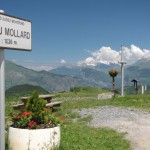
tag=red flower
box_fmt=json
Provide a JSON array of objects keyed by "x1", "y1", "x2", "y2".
[
  {"x1": 58, "y1": 116, "x2": 62, "y2": 120},
  {"x1": 28, "y1": 120, "x2": 37, "y2": 129},
  {"x1": 57, "y1": 116, "x2": 65, "y2": 123},
  {"x1": 61, "y1": 119, "x2": 65, "y2": 123},
  {"x1": 16, "y1": 115, "x2": 21, "y2": 119},
  {"x1": 53, "y1": 114, "x2": 57, "y2": 117},
  {"x1": 21, "y1": 112, "x2": 31, "y2": 118},
  {"x1": 22, "y1": 111, "x2": 31, "y2": 116}
]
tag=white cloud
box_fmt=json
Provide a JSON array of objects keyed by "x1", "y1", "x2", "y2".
[
  {"x1": 11, "y1": 59, "x2": 16, "y2": 63},
  {"x1": 9, "y1": 44, "x2": 150, "y2": 70},
  {"x1": 60, "y1": 59, "x2": 66, "y2": 64},
  {"x1": 9, "y1": 59, "x2": 69, "y2": 71},
  {"x1": 78, "y1": 44, "x2": 150, "y2": 66},
  {"x1": 27, "y1": 65, "x2": 53, "y2": 71},
  {"x1": 82, "y1": 57, "x2": 96, "y2": 66},
  {"x1": 12, "y1": 61, "x2": 54, "y2": 71},
  {"x1": 122, "y1": 45, "x2": 150, "y2": 64}
]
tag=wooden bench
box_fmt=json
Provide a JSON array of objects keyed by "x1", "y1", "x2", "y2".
[
  {"x1": 46, "y1": 101, "x2": 62, "y2": 111},
  {"x1": 12, "y1": 103, "x2": 25, "y2": 111},
  {"x1": 46, "y1": 101, "x2": 62, "y2": 107},
  {"x1": 12, "y1": 94, "x2": 62, "y2": 112}
]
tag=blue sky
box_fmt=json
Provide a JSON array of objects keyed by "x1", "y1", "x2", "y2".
[{"x1": 1, "y1": 0, "x2": 150, "y2": 70}]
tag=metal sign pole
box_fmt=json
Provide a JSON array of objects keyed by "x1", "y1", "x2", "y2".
[
  {"x1": 121, "y1": 63, "x2": 124, "y2": 96},
  {"x1": 119, "y1": 45, "x2": 126, "y2": 97},
  {"x1": 0, "y1": 49, "x2": 5, "y2": 150},
  {"x1": 0, "y1": 9, "x2": 5, "y2": 150}
]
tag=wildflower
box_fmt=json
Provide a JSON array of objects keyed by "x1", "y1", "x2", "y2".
[{"x1": 28, "y1": 121, "x2": 37, "y2": 129}]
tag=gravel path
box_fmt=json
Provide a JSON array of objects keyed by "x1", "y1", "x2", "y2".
[{"x1": 76, "y1": 106, "x2": 150, "y2": 150}]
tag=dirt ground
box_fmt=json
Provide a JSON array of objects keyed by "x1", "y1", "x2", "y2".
[
  {"x1": 105, "y1": 117, "x2": 150, "y2": 150},
  {"x1": 77, "y1": 106, "x2": 150, "y2": 150}
]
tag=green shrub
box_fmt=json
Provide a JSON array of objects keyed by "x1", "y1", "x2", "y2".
[{"x1": 26, "y1": 91, "x2": 46, "y2": 124}]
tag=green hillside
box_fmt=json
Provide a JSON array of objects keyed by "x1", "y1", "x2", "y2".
[
  {"x1": 6, "y1": 84, "x2": 49, "y2": 100},
  {"x1": 5, "y1": 61, "x2": 39, "y2": 89}
]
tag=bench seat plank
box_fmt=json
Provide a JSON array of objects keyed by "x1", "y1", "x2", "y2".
[
  {"x1": 46, "y1": 101, "x2": 62, "y2": 107},
  {"x1": 12, "y1": 103, "x2": 25, "y2": 111}
]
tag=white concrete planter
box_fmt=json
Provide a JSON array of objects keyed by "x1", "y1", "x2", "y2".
[{"x1": 8, "y1": 126, "x2": 60, "y2": 150}]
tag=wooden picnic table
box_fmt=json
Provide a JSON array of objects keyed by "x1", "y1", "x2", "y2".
[
  {"x1": 12, "y1": 94, "x2": 62, "y2": 112},
  {"x1": 21, "y1": 94, "x2": 55, "y2": 104}
]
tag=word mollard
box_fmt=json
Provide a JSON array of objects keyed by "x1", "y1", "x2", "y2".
[
  {"x1": 0, "y1": 13, "x2": 31, "y2": 50},
  {"x1": 0, "y1": 27, "x2": 31, "y2": 39}
]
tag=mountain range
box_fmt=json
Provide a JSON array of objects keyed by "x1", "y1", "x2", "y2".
[{"x1": 5, "y1": 58, "x2": 150, "y2": 92}]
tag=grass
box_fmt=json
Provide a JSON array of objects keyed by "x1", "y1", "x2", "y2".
[
  {"x1": 55, "y1": 93, "x2": 150, "y2": 150},
  {"x1": 106, "y1": 94, "x2": 150, "y2": 110},
  {"x1": 57, "y1": 94, "x2": 150, "y2": 113},
  {"x1": 59, "y1": 122, "x2": 130, "y2": 150},
  {"x1": 6, "y1": 87, "x2": 150, "y2": 150}
]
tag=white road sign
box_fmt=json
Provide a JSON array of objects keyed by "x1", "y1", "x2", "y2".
[{"x1": 0, "y1": 13, "x2": 32, "y2": 51}]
